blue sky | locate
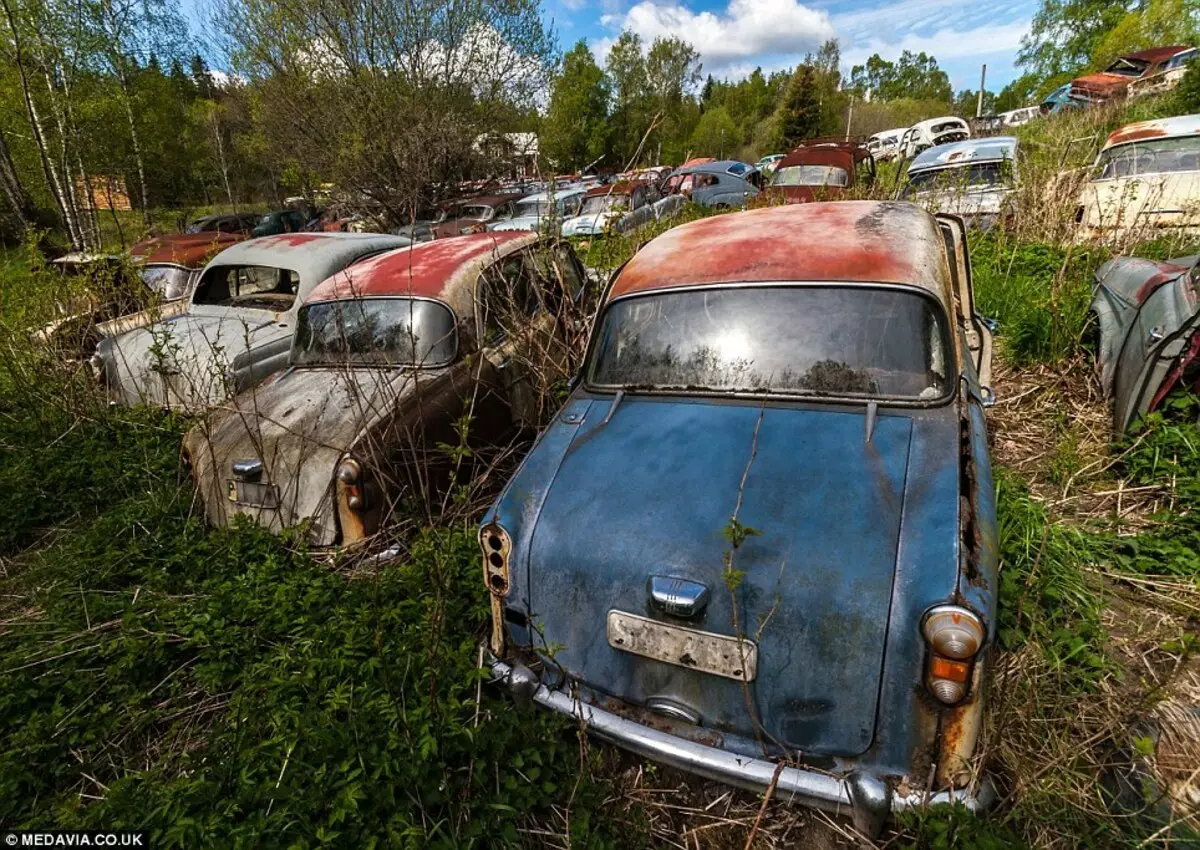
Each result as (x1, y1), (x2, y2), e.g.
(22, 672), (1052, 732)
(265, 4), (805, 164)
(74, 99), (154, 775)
(182, 0), (1037, 93)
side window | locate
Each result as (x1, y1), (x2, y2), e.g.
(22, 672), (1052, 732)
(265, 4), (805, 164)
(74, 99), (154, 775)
(477, 256), (536, 345)
(694, 173), (719, 189)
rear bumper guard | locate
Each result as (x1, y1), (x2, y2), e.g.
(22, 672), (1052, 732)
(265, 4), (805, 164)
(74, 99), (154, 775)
(489, 658), (994, 838)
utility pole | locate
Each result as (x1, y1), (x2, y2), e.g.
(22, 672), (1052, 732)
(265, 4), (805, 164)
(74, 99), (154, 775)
(976, 64), (987, 118)
(845, 95), (855, 140)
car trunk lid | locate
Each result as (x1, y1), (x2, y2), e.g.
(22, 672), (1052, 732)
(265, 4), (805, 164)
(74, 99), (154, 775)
(523, 396), (912, 756)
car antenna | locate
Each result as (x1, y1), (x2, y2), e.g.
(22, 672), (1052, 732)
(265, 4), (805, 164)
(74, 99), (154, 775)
(865, 400), (878, 443)
(601, 389), (625, 427)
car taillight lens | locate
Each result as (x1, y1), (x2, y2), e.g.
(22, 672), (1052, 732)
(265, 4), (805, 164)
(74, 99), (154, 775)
(337, 457), (364, 510)
(922, 605), (984, 705)
(479, 523), (511, 596)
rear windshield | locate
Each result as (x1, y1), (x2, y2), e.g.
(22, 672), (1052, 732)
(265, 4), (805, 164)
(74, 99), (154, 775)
(770, 165), (849, 188)
(1094, 136), (1200, 179)
(904, 161), (1013, 195)
(588, 286), (950, 400)
(292, 297), (457, 367)
(192, 265), (300, 310)
(1104, 57), (1149, 77)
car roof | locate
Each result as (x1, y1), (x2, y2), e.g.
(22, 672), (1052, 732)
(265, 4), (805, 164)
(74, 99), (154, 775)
(517, 188), (587, 202)
(909, 136), (1018, 171)
(675, 159), (752, 175)
(1119, 44), (1191, 64)
(1103, 114), (1200, 150)
(456, 193), (523, 207)
(609, 201), (952, 305)
(305, 231), (538, 317)
(584, 181), (643, 197)
(207, 232), (412, 288)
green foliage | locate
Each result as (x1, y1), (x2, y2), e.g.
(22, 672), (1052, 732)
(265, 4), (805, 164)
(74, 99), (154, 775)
(688, 106), (738, 158)
(542, 41), (611, 172)
(775, 66), (822, 149)
(1017, 0), (1131, 78)
(1089, 0), (1199, 71)
(895, 804), (1023, 849)
(1174, 57), (1200, 113)
(995, 470), (1109, 689)
(848, 50), (952, 102)
(969, 231), (1099, 367)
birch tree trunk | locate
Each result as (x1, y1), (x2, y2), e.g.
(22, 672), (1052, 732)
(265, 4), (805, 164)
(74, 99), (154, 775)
(0, 0), (80, 247)
(117, 66), (151, 229)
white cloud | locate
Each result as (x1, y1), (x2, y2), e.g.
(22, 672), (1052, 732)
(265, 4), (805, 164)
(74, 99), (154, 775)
(601, 0), (834, 73)
(840, 19), (1031, 70)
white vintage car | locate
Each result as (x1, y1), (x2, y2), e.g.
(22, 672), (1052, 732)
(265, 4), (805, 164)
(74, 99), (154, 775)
(1075, 114), (1200, 242)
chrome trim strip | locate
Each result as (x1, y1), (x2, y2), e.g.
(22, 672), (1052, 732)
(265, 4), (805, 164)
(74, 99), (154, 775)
(489, 658), (994, 836)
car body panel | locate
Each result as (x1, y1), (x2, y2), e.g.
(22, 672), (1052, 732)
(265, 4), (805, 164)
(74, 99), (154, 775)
(183, 232), (583, 544)
(1070, 45), (1190, 103)
(905, 138), (1018, 227)
(560, 182), (656, 236)
(761, 144), (872, 204)
(1076, 115), (1200, 240)
(1091, 254), (1200, 433)
(483, 201), (998, 836)
(97, 233), (411, 411)
(489, 189), (587, 233)
(899, 117), (970, 160)
(1128, 48), (1198, 98)
(663, 161), (761, 207)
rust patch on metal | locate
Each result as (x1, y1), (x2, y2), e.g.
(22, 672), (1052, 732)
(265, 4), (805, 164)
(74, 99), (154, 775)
(608, 201), (948, 299)
(598, 697), (726, 748)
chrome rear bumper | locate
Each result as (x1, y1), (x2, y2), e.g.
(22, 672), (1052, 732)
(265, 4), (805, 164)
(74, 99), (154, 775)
(489, 659), (994, 837)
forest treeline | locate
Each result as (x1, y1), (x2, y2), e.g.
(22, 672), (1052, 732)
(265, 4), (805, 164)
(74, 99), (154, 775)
(0, 0), (1197, 246)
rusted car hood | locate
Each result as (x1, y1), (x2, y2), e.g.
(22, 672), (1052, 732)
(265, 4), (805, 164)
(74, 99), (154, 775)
(100, 310), (291, 410)
(508, 396), (948, 757)
(1071, 72), (1129, 97)
(184, 366), (423, 545)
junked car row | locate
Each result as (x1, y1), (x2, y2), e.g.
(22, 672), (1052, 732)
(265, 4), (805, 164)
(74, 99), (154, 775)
(60, 199), (1001, 837)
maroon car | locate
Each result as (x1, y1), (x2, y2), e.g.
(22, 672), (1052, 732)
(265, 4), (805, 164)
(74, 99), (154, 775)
(432, 193), (524, 238)
(1069, 45), (1191, 103)
(761, 140), (875, 204)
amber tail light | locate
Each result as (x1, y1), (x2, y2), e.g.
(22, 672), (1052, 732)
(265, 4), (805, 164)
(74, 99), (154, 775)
(922, 605), (984, 705)
(479, 523), (512, 655)
(336, 457), (364, 511)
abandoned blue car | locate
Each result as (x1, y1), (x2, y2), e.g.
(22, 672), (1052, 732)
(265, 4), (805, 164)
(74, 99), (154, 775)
(480, 201), (999, 836)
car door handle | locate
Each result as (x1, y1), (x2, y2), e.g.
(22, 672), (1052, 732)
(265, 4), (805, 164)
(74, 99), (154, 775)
(1147, 326), (1165, 345)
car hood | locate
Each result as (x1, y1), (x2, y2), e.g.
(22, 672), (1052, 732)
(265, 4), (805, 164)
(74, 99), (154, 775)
(102, 310), (291, 410)
(560, 211), (619, 235)
(490, 215), (543, 232)
(514, 396), (915, 757)
(183, 366), (423, 545)
(1072, 72), (1129, 95)
(911, 186), (1010, 217)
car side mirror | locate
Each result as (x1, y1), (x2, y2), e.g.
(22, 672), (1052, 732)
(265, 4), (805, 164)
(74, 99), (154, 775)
(980, 386), (997, 408)
(567, 372), (581, 391)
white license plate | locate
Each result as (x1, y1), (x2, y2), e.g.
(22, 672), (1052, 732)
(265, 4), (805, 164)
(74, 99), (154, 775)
(606, 610), (757, 681)
(227, 480), (279, 508)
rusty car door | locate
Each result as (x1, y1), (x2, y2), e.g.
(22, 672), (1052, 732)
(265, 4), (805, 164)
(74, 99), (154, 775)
(936, 213), (994, 388)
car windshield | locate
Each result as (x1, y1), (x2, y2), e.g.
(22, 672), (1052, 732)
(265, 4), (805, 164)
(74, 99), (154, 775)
(515, 199), (550, 217)
(581, 194), (629, 215)
(1095, 136), (1200, 179)
(292, 297), (457, 367)
(184, 220), (213, 234)
(770, 165), (850, 187)
(1167, 50), (1197, 69)
(1105, 57), (1149, 77)
(904, 160), (1013, 195)
(457, 205), (495, 221)
(142, 265), (192, 301)
(588, 286), (949, 400)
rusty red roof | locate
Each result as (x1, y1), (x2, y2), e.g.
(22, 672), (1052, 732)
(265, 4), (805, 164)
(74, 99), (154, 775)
(608, 201), (950, 300)
(1123, 44), (1190, 63)
(129, 231), (246, 267)
(306, 231), (536, 309)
